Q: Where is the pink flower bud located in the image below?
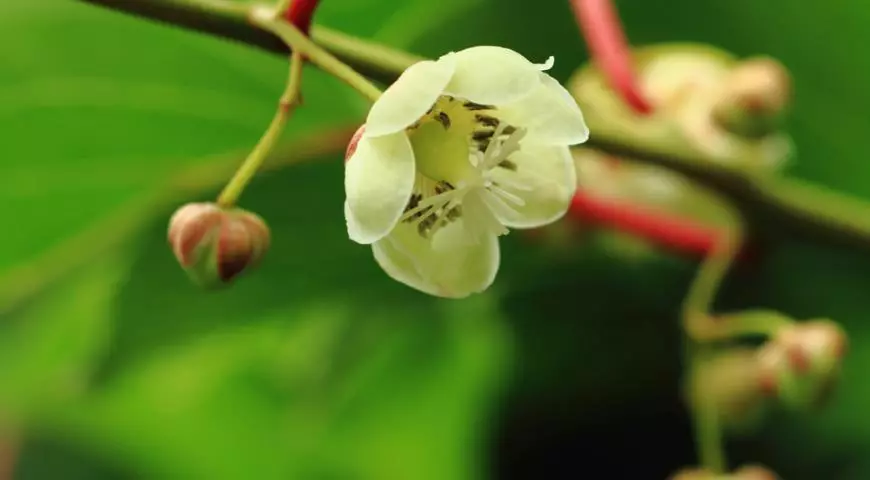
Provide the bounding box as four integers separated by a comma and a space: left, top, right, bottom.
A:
167, 202, 270, 288
669, 465, 779, 480
732, 465, 779, 480
712, 57, 791, 138
757, 320, 847, 409
669, 467, 715, 480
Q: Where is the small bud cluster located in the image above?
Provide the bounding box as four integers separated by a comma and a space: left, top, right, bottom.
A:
688, 318, 847, 433
168, 202, 271, 288
560, 45, 794, 261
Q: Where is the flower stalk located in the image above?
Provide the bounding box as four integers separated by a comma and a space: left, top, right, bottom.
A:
569, 190, 724, 258
217, 48, 304, 207
681, 213, 744, 473
571, 0, 652, 114
250, 8, 383, 103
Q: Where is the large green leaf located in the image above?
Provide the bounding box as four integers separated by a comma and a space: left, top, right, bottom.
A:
8, 0, 870, 479
24, 159, 511, 480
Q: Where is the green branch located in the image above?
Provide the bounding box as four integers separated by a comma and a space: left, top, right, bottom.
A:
77, 0, 420, 84
75, 0, 870, 254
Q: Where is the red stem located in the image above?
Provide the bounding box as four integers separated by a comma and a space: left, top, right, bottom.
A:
283, 0, 320, 34
571, 0, 653, 114
569, 190, 723, 258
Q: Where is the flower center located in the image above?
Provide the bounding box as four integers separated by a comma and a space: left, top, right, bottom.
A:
400, 96, 527, 239
408, 96, 486, 184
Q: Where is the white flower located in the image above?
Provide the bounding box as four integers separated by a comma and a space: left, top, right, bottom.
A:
344, 46, 589, 298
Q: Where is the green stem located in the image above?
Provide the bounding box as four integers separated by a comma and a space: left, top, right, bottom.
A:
693, 387, 726, 474
250, 9, 383, 102
75, 0, 413, 85
275, 0, 294, 16
681, 214, 743, 474
217, 49, 304, 207
74, 0, 870, 257
691, 309, 794, 342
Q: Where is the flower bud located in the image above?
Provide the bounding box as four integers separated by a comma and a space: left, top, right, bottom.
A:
167, 202, 270, 288
758, 319, 847, 409
712, 57, 791, 138
732, 465, 779, 480
688, 349, 768, 432
669, 467, 715, 480
669, 465, 779, 480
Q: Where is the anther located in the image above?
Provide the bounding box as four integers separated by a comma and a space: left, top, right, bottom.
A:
475, 114, 500, 128
498, 159, 518, 171
472, 130, 495, 141
436, 111, 451, 129
463, 101, 495, 111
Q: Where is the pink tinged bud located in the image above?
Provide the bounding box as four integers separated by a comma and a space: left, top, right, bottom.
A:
712, 57, 792, 138
167, 202, 270, 288
756, 320, 847, 409
668, 468, 714, 480
732, 465, 780, 480
345, 125, 365, 163
669, 465, 779, 480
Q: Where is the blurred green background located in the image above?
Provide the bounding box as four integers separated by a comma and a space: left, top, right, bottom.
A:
3, 0, 870, 478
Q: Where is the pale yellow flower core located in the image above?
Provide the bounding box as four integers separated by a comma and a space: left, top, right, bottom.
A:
400, 96, 526, 239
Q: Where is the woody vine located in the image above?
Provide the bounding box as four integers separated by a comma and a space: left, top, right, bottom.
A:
76, 0, 862, 477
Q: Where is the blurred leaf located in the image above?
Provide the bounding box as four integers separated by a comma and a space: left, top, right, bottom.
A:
7, 158, 508, 480
0, 256, 126, 420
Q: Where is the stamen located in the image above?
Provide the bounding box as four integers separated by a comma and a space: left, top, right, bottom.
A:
399, 188, 461, 223
475, 114, 500, 128
479, 191, 520, 231
418, 213, 438, 237
489, 183, 526, 206
463, 101, 495, 111
472, 130, 494, 142
498, 159, 517, 171
436, 111, 451, 129
480, 123, 526, 171
434, 181, 455, 194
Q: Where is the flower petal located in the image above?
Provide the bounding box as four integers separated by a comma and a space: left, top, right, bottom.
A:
344, 132, 415, 244
373, 221, 500, 298
365, 54, 456, 137
499, 73, 590, 146
444, 46, 543, 105
487, 144, 577, 229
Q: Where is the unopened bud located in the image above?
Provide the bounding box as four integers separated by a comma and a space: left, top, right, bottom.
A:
167, 202, 270, 288
669, 467, 715, 480
758, 319, 847, 409
689, 349, 768, 432
732, 465, 779, 480
345, 125, 365, 162
713, 57, 791, 138
669, 465, 779, 480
